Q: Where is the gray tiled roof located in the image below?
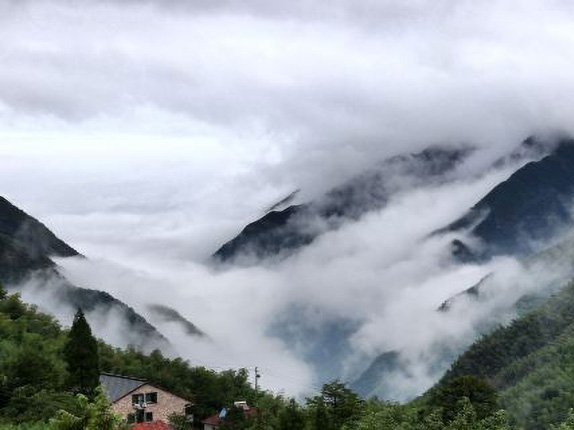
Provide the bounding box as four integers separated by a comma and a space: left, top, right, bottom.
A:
99, 373, 147, 403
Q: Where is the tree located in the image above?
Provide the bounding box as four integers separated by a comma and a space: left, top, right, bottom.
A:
429, 376, 498, 423
168, 413, 193, 430
278, 399, 306, 430
308, 382, 364, 430
49, 388, 128, 430
8, 344, 59, 389
552, 409, 574, 430
1, 293, 27, 320
1, 388, 81, 424
63, 309, 100, 396
221, 406, 249, 430
445, 397, 477, 430
343, 400, 419, 430
312, 400, 332, 430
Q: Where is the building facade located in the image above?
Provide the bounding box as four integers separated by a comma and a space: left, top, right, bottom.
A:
100, 373, 192, 426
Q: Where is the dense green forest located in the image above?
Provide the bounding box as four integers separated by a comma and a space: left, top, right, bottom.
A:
4, 281, 574, 429
434, 281, 574, 430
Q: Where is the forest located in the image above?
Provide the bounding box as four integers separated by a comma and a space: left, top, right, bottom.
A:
2, 282, 574, 430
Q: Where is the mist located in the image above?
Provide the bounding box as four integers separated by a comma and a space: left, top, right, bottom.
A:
3, 0, 574, 400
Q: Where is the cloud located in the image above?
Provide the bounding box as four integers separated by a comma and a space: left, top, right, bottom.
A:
3, 0, 574, 195
44, 156, 559, 400
3, 0, 574, 399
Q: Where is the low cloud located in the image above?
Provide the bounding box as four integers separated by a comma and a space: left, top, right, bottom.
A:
3, 0, 574, 400
40, 155, 564, 399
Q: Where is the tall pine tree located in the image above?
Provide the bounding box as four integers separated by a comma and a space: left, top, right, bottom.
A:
64, 309, 100, 397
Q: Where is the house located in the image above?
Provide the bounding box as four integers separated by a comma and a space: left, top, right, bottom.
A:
202, 401, 258, 430
202, 413, 223, 430
100, 373, 193, 427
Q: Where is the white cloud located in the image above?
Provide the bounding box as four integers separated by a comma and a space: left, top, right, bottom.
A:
3, 0, 574, 399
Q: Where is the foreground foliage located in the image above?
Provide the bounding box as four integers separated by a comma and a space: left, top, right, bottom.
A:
0, 285, 263, 426
438, 282, 574, 429
5, 281, 574, 429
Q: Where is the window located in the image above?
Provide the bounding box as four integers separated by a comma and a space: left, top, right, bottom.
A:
135, 410, 145, 423
132, 394, 145, 405
145, 412, 153, 422
127, 414, 135, 424
145, 392, 158, 404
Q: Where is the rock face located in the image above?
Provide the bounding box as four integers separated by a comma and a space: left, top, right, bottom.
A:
213, 146, 474, 264
0, 196, 168, 350
441, 138, 574, 260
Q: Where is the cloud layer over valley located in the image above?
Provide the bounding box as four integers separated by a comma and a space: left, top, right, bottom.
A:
3, 0, 574, 400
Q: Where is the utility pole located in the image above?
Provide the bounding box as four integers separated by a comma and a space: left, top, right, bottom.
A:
254, 367, 261, 394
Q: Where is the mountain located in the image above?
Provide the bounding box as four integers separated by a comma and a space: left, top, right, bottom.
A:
213, 145, 474, 264
0, 196, 79, 283
351, 231, 574, 401
441, 138, 574, 261
147, 304, 206, 338
430, 279, 574, 429
350, 351, 406, 399
351, 137, 574, 401
0, 196, 79, 259
0, 196, 169, 350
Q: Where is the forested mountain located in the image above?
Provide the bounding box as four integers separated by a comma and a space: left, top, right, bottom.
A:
431, 280, 574, 429
442, 138, 574, 261
213, 145, 474, 264
352, 138, 574, 402
7, 138, 574, 429
212, 137, 551, 266
0, 195, 168, 350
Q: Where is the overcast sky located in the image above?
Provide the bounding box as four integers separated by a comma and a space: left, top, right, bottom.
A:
3, 0, 574, 398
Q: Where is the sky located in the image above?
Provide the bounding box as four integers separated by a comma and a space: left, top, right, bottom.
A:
3, 0, 574, 398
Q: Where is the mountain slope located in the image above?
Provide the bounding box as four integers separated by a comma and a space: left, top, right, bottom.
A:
442, 138, 574, 260
0, 195, 168, 350
213, 146, 473, 264
0, 196, 79, 258
147, 304, 206, 338
431, 280, 574, 429
351, 137, 574, 400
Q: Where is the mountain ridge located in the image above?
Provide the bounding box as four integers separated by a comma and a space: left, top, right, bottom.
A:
440, 138, 574, 260
213, 145, 475, 264
0, 195, 169, 350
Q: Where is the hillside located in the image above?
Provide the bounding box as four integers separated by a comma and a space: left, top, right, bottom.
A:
0, 196, 168, 350
213, 146, 473, 264
0, 285, 258, 425
352, 138, 574, 401
431, 279, 574, 429
442, 138, 574, 261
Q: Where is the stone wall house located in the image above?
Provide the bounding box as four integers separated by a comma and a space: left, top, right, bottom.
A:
100, 373, 193, 426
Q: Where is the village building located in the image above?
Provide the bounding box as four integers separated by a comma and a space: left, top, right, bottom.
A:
100, 373, 193, 428
202, 401, 258, 430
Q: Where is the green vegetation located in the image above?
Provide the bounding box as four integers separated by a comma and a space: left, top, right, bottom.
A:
436, 281, 574, 429
0, 284, 262, 427
63, 309, 100, 397
49, 388, 128, 430
7, 277, 574, 429
428, 376, 498, 422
